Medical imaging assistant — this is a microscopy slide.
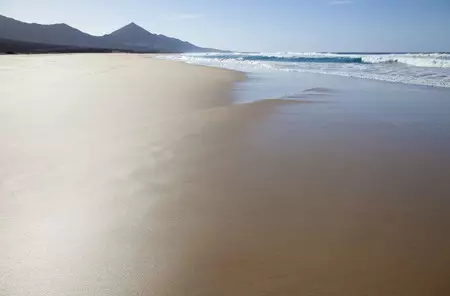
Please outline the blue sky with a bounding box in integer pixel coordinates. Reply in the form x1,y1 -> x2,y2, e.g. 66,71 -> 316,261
1,0 -> 450,52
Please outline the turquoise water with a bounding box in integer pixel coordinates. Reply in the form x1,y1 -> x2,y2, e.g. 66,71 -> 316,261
163,52 -> 450,88
200,54 -> 365,64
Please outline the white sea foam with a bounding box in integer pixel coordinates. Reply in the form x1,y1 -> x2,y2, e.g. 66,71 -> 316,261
160,52 -> 450,88
361,54 -> 450,68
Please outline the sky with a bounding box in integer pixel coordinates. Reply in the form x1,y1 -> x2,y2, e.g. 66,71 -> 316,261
1,0 -> 450,52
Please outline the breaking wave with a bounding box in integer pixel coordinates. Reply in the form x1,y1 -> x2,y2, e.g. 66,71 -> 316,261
161,52 -> 450,88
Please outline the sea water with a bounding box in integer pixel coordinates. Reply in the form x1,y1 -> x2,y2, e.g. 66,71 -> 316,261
162,52 -> 450,88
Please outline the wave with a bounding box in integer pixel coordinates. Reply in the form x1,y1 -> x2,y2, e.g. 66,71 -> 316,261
202,54 -> 365,64
199,52 -> 450,68
361,55 -> 450,68
160,52 -> 450,88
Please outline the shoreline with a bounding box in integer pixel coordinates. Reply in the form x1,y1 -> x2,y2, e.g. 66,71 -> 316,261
161,52 -> 450,89
1,54 -> 450,296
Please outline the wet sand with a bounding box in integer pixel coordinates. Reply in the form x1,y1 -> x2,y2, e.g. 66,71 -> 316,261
1,54 -> 450,296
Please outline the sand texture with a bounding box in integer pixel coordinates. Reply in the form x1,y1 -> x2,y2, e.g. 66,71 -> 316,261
1,54 -> 450,296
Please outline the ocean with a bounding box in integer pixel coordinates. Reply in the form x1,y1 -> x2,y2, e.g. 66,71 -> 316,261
162,52 -> 450,88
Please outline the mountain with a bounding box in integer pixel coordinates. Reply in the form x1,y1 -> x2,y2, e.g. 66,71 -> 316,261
103,22 -> 212,52
102,22 -> 161,51
0,15 -> 217,53
0,15 -> 108,48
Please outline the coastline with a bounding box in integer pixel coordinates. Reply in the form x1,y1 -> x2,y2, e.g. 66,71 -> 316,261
1,54 -> 450,296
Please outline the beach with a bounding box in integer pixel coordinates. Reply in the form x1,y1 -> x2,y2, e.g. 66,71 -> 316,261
1,53 -> 450,296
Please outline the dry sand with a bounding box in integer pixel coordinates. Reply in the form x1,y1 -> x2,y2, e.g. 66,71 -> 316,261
1,54 -> 450,296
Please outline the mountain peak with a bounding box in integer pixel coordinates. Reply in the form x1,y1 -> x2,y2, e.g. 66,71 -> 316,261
122,22 -> 145,30
107,22 -> 152,41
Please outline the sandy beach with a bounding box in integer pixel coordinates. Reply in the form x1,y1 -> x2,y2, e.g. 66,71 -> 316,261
1,54 -> 450,296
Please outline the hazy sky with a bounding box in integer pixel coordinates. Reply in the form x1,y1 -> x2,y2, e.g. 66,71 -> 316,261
1,0 -> 450,52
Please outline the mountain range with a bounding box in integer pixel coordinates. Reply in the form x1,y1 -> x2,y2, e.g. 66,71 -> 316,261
0,14 -> 217,53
